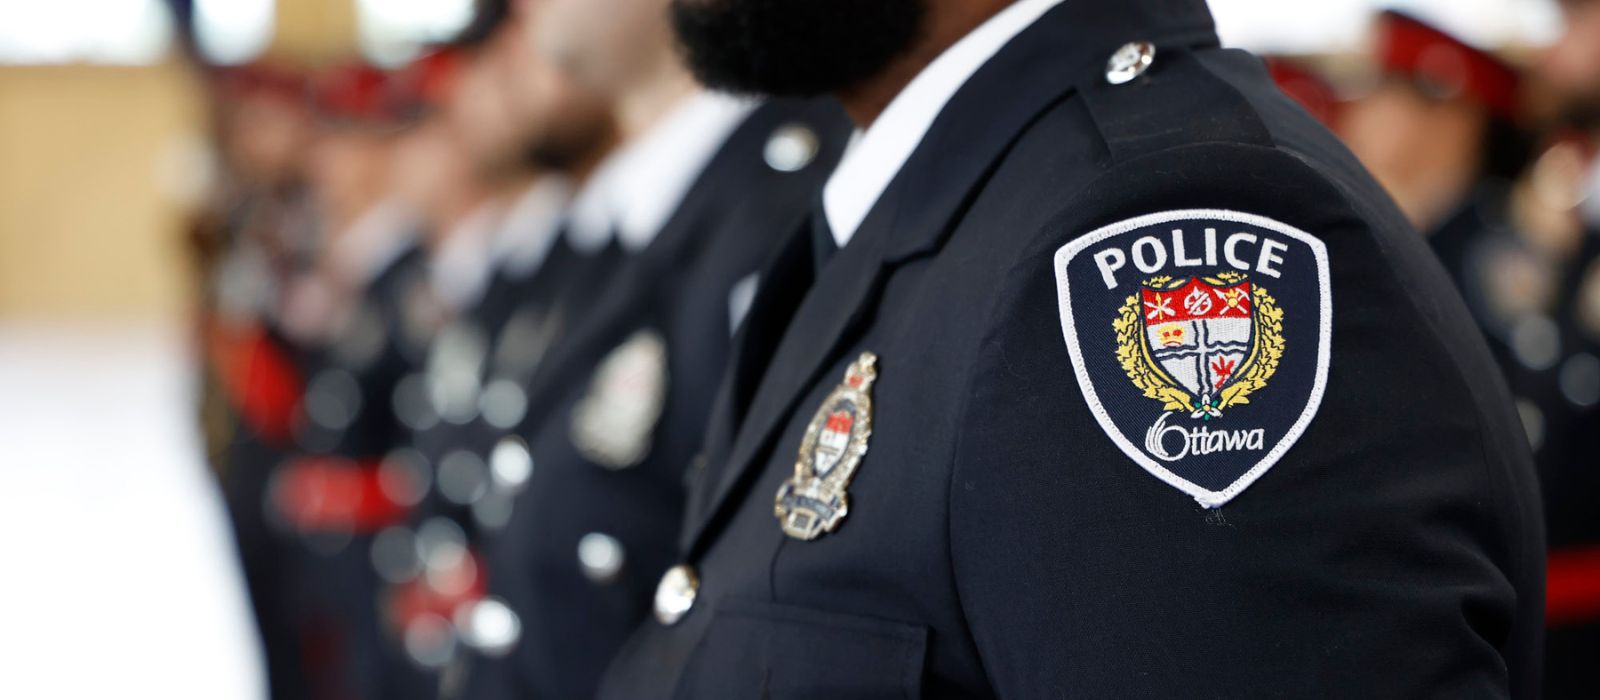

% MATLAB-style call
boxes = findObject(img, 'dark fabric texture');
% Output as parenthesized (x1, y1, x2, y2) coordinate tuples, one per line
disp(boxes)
(600, 0, 1545, 697)
(460, 98, 853, 700)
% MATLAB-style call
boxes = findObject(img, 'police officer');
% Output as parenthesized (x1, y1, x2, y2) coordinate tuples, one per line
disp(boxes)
(449, 0, 849, 697)
(1340, 11, 1530, 238)
(600, 0, 1545, 696)
(375, 1, 621, 688)
(200, 60, 322, 700)
(266, 59, 436, 700)
(1339, 11, 1538, 338)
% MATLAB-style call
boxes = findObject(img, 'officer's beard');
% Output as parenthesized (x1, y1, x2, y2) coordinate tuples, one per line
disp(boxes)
(670, 0, 927, 97)
(520, 115, 613, 174)
(1562, 93, 1600, 135)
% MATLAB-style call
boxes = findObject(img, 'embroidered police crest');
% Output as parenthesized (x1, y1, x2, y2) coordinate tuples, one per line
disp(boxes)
(570, 329, 668, 470)
(1054, 210, 1331, 507)
(774, 352, 876, 540)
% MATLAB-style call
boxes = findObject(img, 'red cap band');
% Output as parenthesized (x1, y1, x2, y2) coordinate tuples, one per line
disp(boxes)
(1265, 57, 1343, 127)
(1376, 10, 1520, 120)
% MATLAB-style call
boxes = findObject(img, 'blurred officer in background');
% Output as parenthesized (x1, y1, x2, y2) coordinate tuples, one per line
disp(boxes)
(1533, 0, 1600, 694)
(374, 0, 621, 690)
(261, 59, 437, 700)
(200, 64, 319, 464)
(1340, 9, 1567, 502)
(1340, 10, 1531, 238)
(450, 0, 849, 696)
(600, 0, 1543, 696)
(197, 61, 321, 700)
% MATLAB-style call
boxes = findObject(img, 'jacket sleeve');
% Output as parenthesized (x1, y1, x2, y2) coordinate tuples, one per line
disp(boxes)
(946, 142, 1543, 698)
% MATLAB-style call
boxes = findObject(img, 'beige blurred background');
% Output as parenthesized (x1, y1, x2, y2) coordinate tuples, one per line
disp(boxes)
(0, 0, 361, 321)
(0, 62, 198, 318)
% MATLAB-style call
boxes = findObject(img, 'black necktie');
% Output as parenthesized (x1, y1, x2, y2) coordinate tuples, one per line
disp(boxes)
(725, 211, 826, 428)
(811, 210, 839, 271)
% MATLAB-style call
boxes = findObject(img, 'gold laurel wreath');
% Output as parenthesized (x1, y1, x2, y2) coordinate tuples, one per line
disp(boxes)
(1113, 273, 1284, 414)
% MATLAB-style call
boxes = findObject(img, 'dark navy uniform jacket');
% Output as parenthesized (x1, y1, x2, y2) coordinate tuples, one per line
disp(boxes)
(412, 226, 623, 459)
(293, 242, 436, 700)
(460, 98, 850, 699)
(386, 223, 625, 700)
(1539, 228, 1600, 698)
(1429, 188, 1600, 698)
(600, 1, 1545, 697)
(215, 321, 315, 700)
(406, 231, 625, 534)
(219, 240, 433, 700)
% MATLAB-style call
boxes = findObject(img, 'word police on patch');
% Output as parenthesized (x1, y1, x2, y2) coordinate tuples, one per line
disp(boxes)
(1054, 210, 1332, 507)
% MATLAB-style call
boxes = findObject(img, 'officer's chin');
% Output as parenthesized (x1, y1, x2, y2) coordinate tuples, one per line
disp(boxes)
(668, 0, 926, 98)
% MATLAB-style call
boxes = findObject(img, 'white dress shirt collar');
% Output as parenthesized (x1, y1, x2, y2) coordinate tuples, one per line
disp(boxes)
(327, 198, 418, 287)
(1582, 156, 1600, 228)
(429, 200, 504, 312)
(491, 175, 573, 278)
(822, 0, 1067, 247)
(565, 90, 757, 253)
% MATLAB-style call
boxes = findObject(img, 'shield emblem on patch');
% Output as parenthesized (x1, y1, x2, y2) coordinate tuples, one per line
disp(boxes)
(1139, 276, 1260, 419)
(1053, 210, 1332, 507)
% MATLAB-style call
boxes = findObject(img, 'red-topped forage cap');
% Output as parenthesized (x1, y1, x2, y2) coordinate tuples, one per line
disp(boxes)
(1264, 57, 1344, 127)
(396, 47, 464, 112)
(210, 61, 309, 105)
(1375, 10, 1522, 120)
(311, 62, 414, 127)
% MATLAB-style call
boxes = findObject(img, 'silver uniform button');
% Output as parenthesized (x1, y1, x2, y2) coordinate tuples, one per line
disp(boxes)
(764, 123, 820, 172)
(1560, 352, 1600, 407)
(654, 564, 699, 625)
(489, 436, 534, 491)
(457, 597, 521, 656)
(1105, 41, 1156, 85)
(577, 532, 626, 584)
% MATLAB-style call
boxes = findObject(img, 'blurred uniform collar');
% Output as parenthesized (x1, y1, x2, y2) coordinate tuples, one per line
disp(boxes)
(822, 0, 1068, 247)
(329, 198, 418, 287)
(430, 199, 504, 312)
(1583, 157, 1600, 228)
(566, 90, 757, 253)
(492, 175, 574, 277)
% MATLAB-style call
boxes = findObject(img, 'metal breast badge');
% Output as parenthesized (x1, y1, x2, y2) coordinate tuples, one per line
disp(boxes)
(774, 352, 877, 540)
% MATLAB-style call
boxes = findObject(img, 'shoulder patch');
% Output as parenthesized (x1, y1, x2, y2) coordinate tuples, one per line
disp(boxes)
(1053, 210, 1331, 507)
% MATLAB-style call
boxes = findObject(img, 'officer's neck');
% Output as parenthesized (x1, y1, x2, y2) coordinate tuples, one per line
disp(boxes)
(613, 61, 700, 142)
(836, 0, 1015, 127)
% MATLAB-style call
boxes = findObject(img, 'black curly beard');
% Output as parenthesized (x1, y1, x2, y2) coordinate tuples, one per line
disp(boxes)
(669, 0, 927, 97)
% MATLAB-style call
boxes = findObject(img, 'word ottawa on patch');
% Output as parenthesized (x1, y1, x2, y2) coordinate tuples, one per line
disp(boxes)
(1053, 210, 1331, 507)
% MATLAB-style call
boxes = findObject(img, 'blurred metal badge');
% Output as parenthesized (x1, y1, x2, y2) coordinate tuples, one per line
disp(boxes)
(425, 321, 489, 425)
(764, 123, 820, 172)
(493, 307, 563, 380)
(775, 352, 877, 540)
(570, 329, 669, 469)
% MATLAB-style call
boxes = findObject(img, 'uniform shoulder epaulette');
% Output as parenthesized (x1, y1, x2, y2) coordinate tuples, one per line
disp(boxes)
(1076, 43, 1277, 164)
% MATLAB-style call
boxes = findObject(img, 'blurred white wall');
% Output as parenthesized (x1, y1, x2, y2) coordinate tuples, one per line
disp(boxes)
(0, 323, 264, 699)
(1210, 0, 1563, 52)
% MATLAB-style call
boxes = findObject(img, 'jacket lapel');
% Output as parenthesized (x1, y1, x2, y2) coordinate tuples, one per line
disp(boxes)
(682, 0, 1222, 554)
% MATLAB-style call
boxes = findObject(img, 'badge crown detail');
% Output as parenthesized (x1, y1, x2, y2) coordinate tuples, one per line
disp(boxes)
(774, 352, 877, 541)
